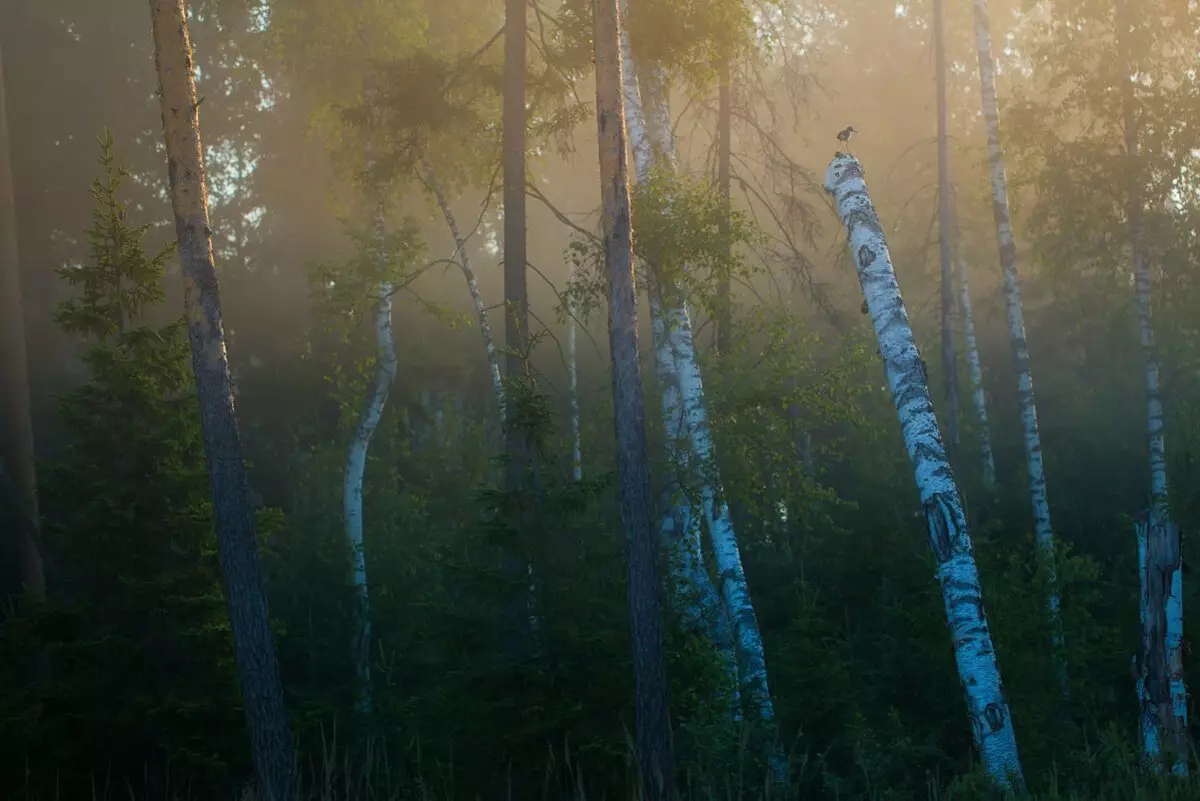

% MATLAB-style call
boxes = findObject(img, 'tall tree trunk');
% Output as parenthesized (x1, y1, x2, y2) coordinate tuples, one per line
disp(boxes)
(715, 57, 733, 357)
(1119, 0, 1187, 772)
(650, 289, 740, 712)
(503, 0, 529, 450)
(933, 0, 959, 448)
(342, 202, 393, 716)
(567, 263, 582, 481)
(502, 0, 533, 659)
(825, 153, 1025, 792)
(147, 3, 295, 798)
(0, 41, 44, 602)
(956, 251, 997, 488)
(618, 9, 782, 772)
(593, 1, 674, 796)
(970, 0, 1065, 689)
(423, 165, 505, 423)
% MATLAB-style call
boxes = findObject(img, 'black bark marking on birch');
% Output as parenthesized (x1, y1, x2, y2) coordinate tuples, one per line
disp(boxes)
(983, 702, 1006, 733)
(925, 494, 955, 564)
(857, 244, 876, 268)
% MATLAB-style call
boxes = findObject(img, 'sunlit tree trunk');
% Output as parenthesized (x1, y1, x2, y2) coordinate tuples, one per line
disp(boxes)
(594, 1, 674, 795)
(934, 0, 959, 448)
(970, 0, 1065, 689)
(147, 3, 295, 798)
(422, 165, 505, 423)
(826, 153, 1025, 792)
(0, 41, 44, 602)
(1119, 0, 1187, 772)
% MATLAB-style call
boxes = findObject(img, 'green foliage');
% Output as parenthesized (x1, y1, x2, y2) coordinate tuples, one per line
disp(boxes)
(0, 135, 248, 798)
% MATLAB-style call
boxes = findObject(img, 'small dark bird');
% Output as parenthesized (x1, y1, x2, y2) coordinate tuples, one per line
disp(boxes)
(837, 126, 857, 151)
(861, 299, 869, 315)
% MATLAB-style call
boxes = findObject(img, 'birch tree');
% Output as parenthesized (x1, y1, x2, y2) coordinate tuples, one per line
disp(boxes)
(620, 0, 782, 769)
(594, 0, 674, 795)
(1118, 0, 1187, 772)
(825, 152, 1025, 792)
(147, 2, 294, 797)
(969, 0, 1065, 682)
(0, 40, 44, 602)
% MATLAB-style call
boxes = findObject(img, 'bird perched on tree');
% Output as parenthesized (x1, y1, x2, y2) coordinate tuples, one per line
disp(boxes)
(837, 126, 857, 152)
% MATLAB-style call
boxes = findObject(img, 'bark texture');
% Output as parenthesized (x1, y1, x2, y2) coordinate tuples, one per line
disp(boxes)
(970, 0, 1064, 682)
(594, 1, 674, 796)
(1120, 0, 1187, 770)
(148, 3, 295, 798)
(0, 41, 44, 601)
(825, 153, 1025, 793)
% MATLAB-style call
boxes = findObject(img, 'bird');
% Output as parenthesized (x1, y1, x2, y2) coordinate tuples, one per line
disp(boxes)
(837, 126, 857, 152)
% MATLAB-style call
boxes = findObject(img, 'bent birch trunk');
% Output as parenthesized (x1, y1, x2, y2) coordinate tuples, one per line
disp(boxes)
(342, 254, 395, 716)
(825, 153, 1025, 792)
(970, 0, 1065, 688)
(148, 2, 295, 797)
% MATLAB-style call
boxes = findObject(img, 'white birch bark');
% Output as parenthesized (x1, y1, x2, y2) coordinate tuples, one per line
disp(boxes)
(825, 153, 1025, 792)
(423, 165, 505, 424)
(1120, 11, 1187, 764)
(619, 14, 782, 775)
(956, 255, 996, 488)
(343, 203, 395, 716)
(970, 0, 1065, 685)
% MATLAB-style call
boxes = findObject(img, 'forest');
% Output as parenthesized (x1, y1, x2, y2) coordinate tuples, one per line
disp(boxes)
(2, 0, 1200, 798)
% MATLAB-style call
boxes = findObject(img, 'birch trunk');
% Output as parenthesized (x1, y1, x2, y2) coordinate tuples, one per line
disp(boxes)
(1120, 0, 1187, 768)
(619, 6, 781, 771)
(825, 153, 1025, 792)
(970, 0, 1065, 685)
(934, 0, 960, 448)
(148, 3, 295, 797)
(342, 223, 394, 716)
(651, 290, 740, 709)
(423, 166, 505, 423)
(0, 41, 44, 601)
(956, 254, 996, 488)
(594, 1, 674, 794)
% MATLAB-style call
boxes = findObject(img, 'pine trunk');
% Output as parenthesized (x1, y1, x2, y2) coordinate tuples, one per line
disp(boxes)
(0, 41, 44, 601)
(148, 3, 295, 798)
(567, 262, 582, 481)
(934, 0, 959, 448)
(970, 0, 1065, 687)
(593, 1, 675, 796)
(825, 153, 1025, 793)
